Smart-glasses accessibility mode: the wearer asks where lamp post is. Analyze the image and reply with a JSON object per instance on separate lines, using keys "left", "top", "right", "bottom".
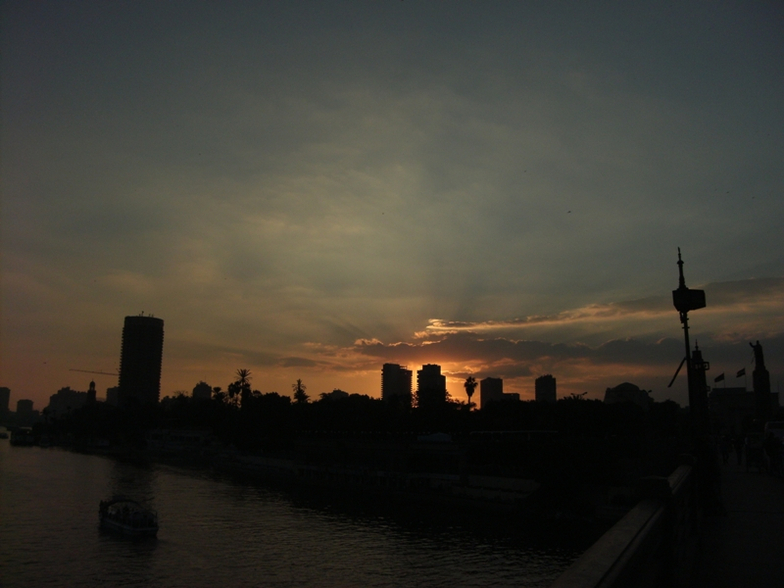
{"left": 672, "top": 248, "right": 708, "bottom": 435}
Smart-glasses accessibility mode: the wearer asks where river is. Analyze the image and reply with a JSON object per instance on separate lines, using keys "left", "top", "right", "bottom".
{"left": 0, "top": 440, "right": 578, "bottom": 587}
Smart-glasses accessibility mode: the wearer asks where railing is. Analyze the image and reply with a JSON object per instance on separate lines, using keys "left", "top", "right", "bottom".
{"left": 551, "top": 462, "right": 699, "bottom": 588}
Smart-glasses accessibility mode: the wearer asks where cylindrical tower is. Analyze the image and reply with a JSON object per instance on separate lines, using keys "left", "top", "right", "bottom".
{"left": 119, "top": 315, "right": 164, "bottom": 405}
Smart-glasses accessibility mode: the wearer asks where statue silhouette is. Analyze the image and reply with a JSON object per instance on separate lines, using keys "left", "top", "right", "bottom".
{"left": 750, "top": 340, "right": 766, "bottom": 370}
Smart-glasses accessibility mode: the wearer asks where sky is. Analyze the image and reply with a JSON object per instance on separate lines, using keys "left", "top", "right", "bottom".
{"left": 2, "top": 1, "right": 783, "bottom": 410}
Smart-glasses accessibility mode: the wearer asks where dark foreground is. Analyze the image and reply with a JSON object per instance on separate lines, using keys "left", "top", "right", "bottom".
{"left": 697, "top": 460, "right": 784, "bottom": 588}
{"left": 0, "top": 441, "right": 583, "bottom": 588}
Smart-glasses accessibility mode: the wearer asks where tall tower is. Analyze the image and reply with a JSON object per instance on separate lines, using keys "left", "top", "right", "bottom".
{"left": 535, "top": 374, "right": 557, "bottom": 403}
{"left": 119, "top": 314, "right": 164, "bottom": 405}
{"left": 480, "top": 377, "right": 503, "bottom": 409}
{"left": 381, "top": 363, "right": 412, "bottom": 407}
{"left": 416, "top": 364, "right": 447, "bottom": 409}
{"left": 0, "top": 387, "right": 10, "bottom": 420}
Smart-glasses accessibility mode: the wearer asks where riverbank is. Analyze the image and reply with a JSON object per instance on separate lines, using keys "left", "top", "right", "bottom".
{"left": 51, "top": 433, "right": 615, "bottom": 551}
{"left": 2, "top": 442, "right": 578, "bottom": 588}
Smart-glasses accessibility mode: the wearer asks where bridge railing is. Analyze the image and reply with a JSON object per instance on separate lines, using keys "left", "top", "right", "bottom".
{"left": 551, "top": 462, "right": 699, "bottom": 588}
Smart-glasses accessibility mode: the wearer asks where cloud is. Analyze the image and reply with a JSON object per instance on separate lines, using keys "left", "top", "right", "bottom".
{"left": 420, "top": 278, "right": 784, "bottom": 341}
{"left": 353, "top": 331, "right": 682, "bottom": 372}
{"left": 2, "top": 2, "right": 783, "bottom": 408}
{"left": 279, "top": 357, "right": 320, "bottom": 368}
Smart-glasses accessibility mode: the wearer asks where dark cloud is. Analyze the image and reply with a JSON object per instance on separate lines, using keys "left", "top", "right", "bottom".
{"left": 279, "top": 357, "right": 320, "bottom": 368}
{"left": 167, "top": 339, "right": 279, "bottom": 367}
{"left": 704, "top": 278, "right": 784, "bottom": 307}
{"left": 353, "top": 330, "right": 783, "bottom": 385}
{"left": 355, "top": 332, "right": 674, "bottom": 368}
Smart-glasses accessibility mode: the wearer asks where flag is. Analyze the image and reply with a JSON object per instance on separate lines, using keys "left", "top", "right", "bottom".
{"left": 714, "top": 373, "right": 725, "bottom": 383}
{"left": 736, "top": 368, "right": 746, "bottom": 378}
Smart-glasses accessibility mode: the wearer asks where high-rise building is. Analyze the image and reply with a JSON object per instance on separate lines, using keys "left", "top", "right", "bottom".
{"left": 106, "top": 386, "right": 120, "bottom": 406}
{"left": 480, "top": 377, "right": 504, "bottom": 409}
{"left": 535, "top": 374, "right": 557, "bottom": 403}
{"left": 16, "top": 398, "right": 33, "bottom": 415}
{"left": 381, "top": 363, "right": 412, "bottom": 407}
{"left": 16, "top": 398, "right": 38, "bottom": 425}
{"left": 416, "top": 364, "right": 447, "bottom": 409}
{"left": 119, "top": 314, "right": 164, "bottom": 405}
{"left": 0, "top": 387, "right": 10, "bottom": 420}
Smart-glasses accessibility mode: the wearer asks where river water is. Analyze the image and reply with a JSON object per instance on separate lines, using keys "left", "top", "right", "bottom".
{"left": 0, "top": 441, "right": 578, "bottom": 587}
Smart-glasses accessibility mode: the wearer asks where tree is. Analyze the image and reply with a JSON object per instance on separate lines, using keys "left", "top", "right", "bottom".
{"left": 192, "top": 381, "right": 212, "bottom": 401}
{"left": 464, "top": 376, "right": 477, "bottom": 410}
{"left": 292, "top": 379, "right": 309, "bottom": 404}
{"left": 228, "top": 369, "right": 252, "bottom": 408}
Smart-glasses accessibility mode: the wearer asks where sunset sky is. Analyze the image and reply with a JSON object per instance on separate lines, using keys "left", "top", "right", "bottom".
{"left": 2, "top": 1, "right": 783, "bottom": 411}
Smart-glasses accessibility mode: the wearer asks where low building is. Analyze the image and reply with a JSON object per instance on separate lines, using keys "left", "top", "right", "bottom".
{"left": 604, "top": 382, "right": 651, "bottom": 411}
{"left": 480, "top": 378, "right": 519, "bottom": 408}
{"left": 192, "top": 381, "right": 213, "bottom": 401}
{"left": 47, "top": 385, "right": 92, "bottom": 419}
{"left": 321, "top": 389, "right": 349, "bottom": 401}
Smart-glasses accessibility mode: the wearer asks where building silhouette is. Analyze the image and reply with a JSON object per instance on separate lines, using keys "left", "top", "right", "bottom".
{"left": 416, "top": 364, "right": 447, "bottom": 409}
{"left": 15, "top": 399, "right": 38, "bottom": 426}
{"left": 16, "top": 398, "right": 33, "bottom": 415}
{"left": 479, "top": 377, "right": 520, "bottom": 408}
{"left": 0, "top": 387, "right": 9, "bottom": 421}
{"left": 47, "top": 384, "right": 93, "bottom": 418}
{"left": 480, "top": 377, "right": 503, "bottom": 409}
{"left": 751, "top": 341, "right": 772, "bottom": 421}
{"left": 381, "top": 363, "right": 412, "bottom": 407}
{"left": 535, "top": 374, "right": 557, "bottom": 403}
{"left": 322, "top": 388, "right": 349, "bottom": 401}
{"left": 105, "top": 386, "right": 120, "bottom": 406}
{"left": 604, "top": 382, "right": 651, "bottom": 411}
{"left": 119, "top": 314, "right": 164, "bottom": 405}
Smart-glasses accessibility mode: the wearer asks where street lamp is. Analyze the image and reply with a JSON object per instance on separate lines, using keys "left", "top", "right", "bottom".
{"left": 671, "top": 248, "right": 708, "bottom": 434}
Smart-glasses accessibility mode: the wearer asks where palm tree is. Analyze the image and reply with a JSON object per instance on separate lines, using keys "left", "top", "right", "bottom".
{"left": 464, "top": 376, "right": 477, "bottom": 410}
{"left": 228, "top": 368, "right": 252, "bottom": 407}
{"left": 292, "top": 379, "right": 308, "bottom": 404}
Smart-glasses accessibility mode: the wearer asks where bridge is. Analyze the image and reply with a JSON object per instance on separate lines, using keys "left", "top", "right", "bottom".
{"left": 551, "top": 456, "right": 784, "bottom": 587}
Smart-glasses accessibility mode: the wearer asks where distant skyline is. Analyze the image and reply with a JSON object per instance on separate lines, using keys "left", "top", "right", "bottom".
{"left": 2, "top": 1, "right": 783, "bottom": 409}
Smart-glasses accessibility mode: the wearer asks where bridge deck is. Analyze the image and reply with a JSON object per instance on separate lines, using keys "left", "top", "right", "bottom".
{"left": 697, "top": 459, "right": 784, "bottom": 587}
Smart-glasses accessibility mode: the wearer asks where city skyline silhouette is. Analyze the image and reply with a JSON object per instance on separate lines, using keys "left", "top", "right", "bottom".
{"left": 3, "top": 4, "right": 784, "bottom": 587}
{"left": 2, "top": 2, "right": 782, "bottom": 415}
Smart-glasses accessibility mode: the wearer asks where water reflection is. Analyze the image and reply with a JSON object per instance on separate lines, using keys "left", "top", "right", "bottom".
{"left": 1, "top": 445, "right": 578, "bottom": 588}
{"left": 108, "top": 458, "right": 158, "bottom": 506}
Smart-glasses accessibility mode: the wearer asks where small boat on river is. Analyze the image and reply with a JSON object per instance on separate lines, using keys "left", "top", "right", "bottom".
{"left": 99, "top": 497, "right": 158, "bottom": 537}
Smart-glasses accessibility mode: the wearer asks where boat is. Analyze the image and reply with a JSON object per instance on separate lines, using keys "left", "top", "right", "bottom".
{"left": 99, "top": 497, "right": 158, "bottom": 537}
